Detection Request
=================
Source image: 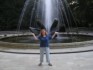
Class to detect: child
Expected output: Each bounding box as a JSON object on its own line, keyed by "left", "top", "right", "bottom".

{"left": 32, "top": 29, "right": 58, "bottom": 66}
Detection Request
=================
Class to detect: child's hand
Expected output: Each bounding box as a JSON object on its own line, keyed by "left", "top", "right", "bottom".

{"left": 55, "top": 32, "right": 58, "bottom": 34}
{"left": 32, "top": 33, "right": 35, "bottom": 36}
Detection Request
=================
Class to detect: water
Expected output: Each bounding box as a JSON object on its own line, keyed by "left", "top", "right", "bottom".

{"left": 17, "top": 0, "right": 78, "bottom": 40}
{"left": 36, "top": 0, "right": 59, "bottom": 32}
{"left": 1, "top": 34, "right": 93, "bottom": 43}
{"left": 45, "top": 0, "right": 52, "bottom": 32}
{"left": 18, "top": 0, "right": 30, "bottom": 30}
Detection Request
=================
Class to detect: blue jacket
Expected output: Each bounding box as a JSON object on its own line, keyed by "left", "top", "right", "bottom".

{"left": 38, "top": 35, "right": 52, "bottom": 47}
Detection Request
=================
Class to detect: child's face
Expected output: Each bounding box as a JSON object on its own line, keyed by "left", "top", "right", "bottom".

{"left": 41, "top": 29, "right": 46, "bottom": 36}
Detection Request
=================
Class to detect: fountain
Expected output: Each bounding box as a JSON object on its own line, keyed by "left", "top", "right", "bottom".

{"left": 45, "top": 0, "right": 52, "bottom": 32}
{"left": 18, "top": 0, "right": 76, "bottom": 33}
{"left": 0, "top": 0, "right": 93, "bottom": 49}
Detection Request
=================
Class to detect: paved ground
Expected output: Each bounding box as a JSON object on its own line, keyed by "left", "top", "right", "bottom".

{"left": 0, "top": 48, "right": 93, "bottom": 70}
{"left": 0, "top": 31, "right": 93, "bottom": 70}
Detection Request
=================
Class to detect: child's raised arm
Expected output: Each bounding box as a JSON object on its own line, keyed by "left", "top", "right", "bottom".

{"left": 52, "top": 32, "right": 58, "bottom": 39}
{"left": 32, "top": 33, "right": 38, "bottom": 40}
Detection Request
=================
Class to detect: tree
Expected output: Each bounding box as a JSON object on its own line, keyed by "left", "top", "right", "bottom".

{"left": 68, "top": 0, "right": 93, "bottom": 27}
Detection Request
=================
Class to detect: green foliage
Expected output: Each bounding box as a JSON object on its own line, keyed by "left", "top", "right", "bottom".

{"left": 0, "top": 0, "right": 25, "bottom": 30}
{"left": 68, "top": 0, "right": 93, "bottom": 27}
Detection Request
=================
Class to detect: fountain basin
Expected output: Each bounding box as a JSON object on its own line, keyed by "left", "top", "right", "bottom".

{"left": 0, "top": 33, "right": 93, "bottom": 49}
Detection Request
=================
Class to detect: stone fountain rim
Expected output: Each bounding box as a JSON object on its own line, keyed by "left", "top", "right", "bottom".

{"left": 0, "top": 33, "right": 93, "bottom": 54}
